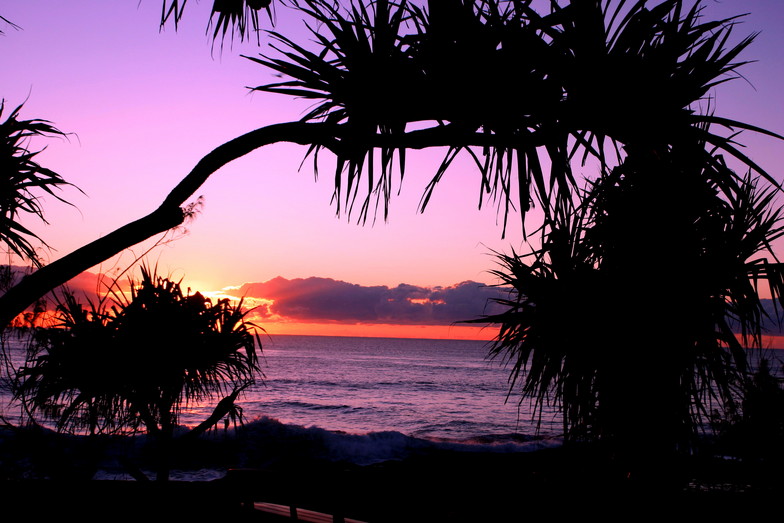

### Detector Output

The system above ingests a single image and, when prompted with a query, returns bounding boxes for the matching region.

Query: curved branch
[0,121,338,329]
[0,119,551,329]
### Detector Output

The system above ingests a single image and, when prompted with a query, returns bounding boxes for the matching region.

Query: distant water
[1,334,560,439]
[3,334,781,480]
[0,334,563,479]
[208,334,561,440]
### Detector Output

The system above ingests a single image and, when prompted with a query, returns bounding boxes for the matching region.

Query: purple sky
[2,1,784,336]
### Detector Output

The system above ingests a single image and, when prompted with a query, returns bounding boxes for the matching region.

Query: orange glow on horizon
[256,320,497,341]
[757,335,784,350]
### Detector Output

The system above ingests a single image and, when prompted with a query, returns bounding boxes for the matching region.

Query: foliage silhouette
[247,1,782,229]
[0,1,781,478]
[448,1,784,474]
[0,15,19,36]
[0,100,75,265]
[708,351,784,464]
[160,0,275,45]
[13,266,262,480]
[176,0,784,464]
[474,149,784,451]
[2,0,780,327]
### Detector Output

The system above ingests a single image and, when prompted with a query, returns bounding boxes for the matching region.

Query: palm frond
[474,137,784,448]
[0,15,20,35]
[160,0,276,46]
[250,0,417,222]
[0,100,77,265]
[244,1,777,242]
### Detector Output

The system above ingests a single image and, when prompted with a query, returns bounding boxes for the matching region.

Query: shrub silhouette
[2,1,783,481]
[14,266,262,480]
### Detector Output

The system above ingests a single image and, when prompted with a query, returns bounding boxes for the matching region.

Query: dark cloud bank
[5,265,784,335]
[238,276,784,335]
[237,277,509,325]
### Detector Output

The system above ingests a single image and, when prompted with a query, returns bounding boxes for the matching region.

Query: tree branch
[0,121,338,328]
[0,119,550,329]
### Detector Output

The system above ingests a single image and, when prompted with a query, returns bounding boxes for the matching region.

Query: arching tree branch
[0,118,554,329]
[0,121,338,328]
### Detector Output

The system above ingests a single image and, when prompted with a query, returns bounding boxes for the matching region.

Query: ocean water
[2,333,781,480]
[0,334,562,479]
[210,334,561,440]
[2,334,557,438]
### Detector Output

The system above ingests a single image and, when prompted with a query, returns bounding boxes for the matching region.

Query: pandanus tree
[173,0,784,463]
[13,266,262,480]
[1,0,782,474]
[478,148,784,460]
[458,2,784,475]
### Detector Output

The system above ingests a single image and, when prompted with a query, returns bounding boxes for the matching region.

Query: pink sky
[2,1,784,338]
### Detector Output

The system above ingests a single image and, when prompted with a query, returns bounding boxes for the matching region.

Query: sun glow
[408,298,446,305]
[257,320,495,341]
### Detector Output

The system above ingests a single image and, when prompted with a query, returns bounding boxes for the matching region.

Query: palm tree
[1,2,782,474]
[243,0,784,459]
[0,0,583,323]
[476,148,784,466]
[247,0,784,476]
[14,266,262,480]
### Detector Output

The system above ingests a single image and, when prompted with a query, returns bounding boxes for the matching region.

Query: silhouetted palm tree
[1,3,782,477]
[14,266,262,480]
[477,148,784,460]
[245,0,784,466]
[249,1,781,226]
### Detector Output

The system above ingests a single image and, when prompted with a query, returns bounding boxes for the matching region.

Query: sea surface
[227,334,560,439]
[0,334,561,480]
[3,334,779,481]
[2,334,557,437]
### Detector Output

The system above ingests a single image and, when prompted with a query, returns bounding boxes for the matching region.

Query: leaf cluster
[247,0,780,232]
[160,0,276,45]
[475,144,784,445]
[14,266,263,437]
[0,101,74,265]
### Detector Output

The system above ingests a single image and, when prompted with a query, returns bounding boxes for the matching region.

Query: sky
[2,1,784,339]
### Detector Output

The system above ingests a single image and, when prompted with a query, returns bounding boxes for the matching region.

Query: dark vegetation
[1,0,783,501]
[0,101,73,266]
[12,266,261,480]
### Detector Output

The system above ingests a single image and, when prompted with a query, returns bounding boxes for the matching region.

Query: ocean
[0,334,561,480]
[222,335,560,439]
[4,333,778,481]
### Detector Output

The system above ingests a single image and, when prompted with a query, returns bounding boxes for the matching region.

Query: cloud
[234,276,784,338]
[236,277,507,325]
[1,267,508,331]
[6,264,784,339]
[758,299,784,336]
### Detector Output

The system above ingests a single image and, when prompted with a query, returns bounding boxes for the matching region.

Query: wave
[229,417,561,468]
[264,377,451,392]
[256,400,381,414]
[0,416,562,481]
